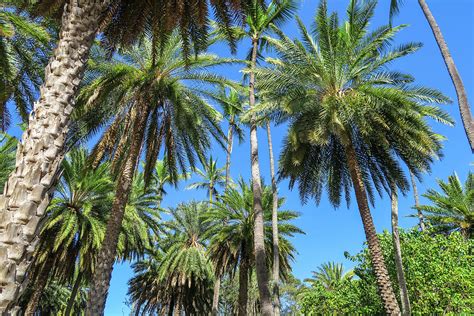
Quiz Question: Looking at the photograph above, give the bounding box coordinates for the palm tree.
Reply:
[128,202,215,315]
[0,5,51,130]
[206,179,302,316]
[0,1,252,310]
[390,0,474,151]
[152,159,188,208]
[215,1,298,313]
[253,1,451,313]
[305,262,353,291]
[79,33,229,313]
[0,132,16,187]
[417,172,473,238]
[410,170,426,231]
[187,156,226,203]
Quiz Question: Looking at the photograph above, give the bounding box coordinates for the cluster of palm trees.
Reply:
[0,0,472,315]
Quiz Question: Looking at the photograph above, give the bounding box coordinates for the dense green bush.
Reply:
[299,231,474,314]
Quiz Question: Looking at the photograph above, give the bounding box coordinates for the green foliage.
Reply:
[298,231,474,314]
[0,132,16,187]
[187,155,226,201]
[417,172,473,238]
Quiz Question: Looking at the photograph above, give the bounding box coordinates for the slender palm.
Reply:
[417,172,473,238]
[187,156,226,203]
[254,1,451,313]
[0,5,51,130]
[0,132,16,187]
[305,262,353,291]
[206,179,302,316]
[79,33,228,313]
[0,1,252,310]
[129,202,214,315]
[390,0,474,151]
[410,170,426,231]
[217,1,299,313]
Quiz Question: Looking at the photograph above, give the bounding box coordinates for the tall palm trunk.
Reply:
[0,1,109,311]
[418,0,474,151]
[391,182,411,316]
[86,104,149,315]
[248,37,272,316]
[212,122,235,315]
[24,255,55,315]
[64,272,83,316]
[344,143,400,315]
[238,257,249,316]
[409,171,425,231]
[266,121,280,316]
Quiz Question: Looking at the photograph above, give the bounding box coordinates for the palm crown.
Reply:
[417,172,473,238]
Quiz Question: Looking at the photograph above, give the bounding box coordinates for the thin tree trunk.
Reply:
[391,182,411,316]
[409,171,425,232]
[266,121,280,316]
[418,0,474,151]
[86,104,149,315]
[64,272,83,316]
[238,259,249,316]
[212,122,235,316]
[344,143,401,315]
[0,1,109,312]
[248,37,272,316]
[24,255,54,315]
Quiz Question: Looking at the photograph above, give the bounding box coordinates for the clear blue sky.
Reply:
[13,0,471,314]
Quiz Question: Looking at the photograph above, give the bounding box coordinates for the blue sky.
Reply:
[101,0,473,314]
[5,0,470,314]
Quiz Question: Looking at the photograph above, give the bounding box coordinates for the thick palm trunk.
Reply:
[266,121,280,316]
[86,105,149,315]
[24,256,54,315]
[211,123,235,315]
[248,37,273,316]
[345,144,400,315]
[391,183,411,316]
[0,0,109,311]
[409,171,425,231]
[238,259,249,316]
[64,272,83,316]
[418,0,474,151]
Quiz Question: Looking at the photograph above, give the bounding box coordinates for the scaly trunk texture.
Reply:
[86,105,149,315]
[266,121,280,316]
[0,0,109,312]
[64,272,83,316]
[409,171,425,232]
[391,183,411,316]
[418,0,474,151]
[248,37,273,316]
[24,255,54,315]
[212,122,235,315]
[345,143,401,315]
[238,258,249,316]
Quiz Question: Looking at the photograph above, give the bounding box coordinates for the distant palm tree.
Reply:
[417,172,473,238]
[0,132,16,187]
[152,159,188,208]
[187,156,226,203]
[390,0,474,151]
[305,262,353,291]
[0,6,51,130]
[254,0,451,313]
[78,32,231,312]
[129,202,214,315]
[206,179,302,316]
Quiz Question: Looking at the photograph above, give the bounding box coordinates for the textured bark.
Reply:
[24,256,54,315]
[64,272,83,316]
[85,104,149,315]
[344,144,401,315]
[0,0,109,312]
[418,0,474,151]
[211,277,221,316]
[266,121,280,316]
[238,258,249,316]
[409,171,425,232]
[248,37,273,316]
[391,183,411,316]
